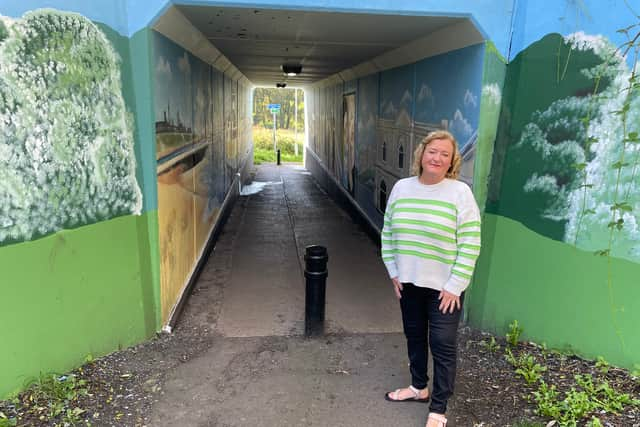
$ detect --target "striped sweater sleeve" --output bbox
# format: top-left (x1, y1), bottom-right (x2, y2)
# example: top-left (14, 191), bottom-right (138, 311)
top-left (443, 187), bottom-right (481, 296)
top-left (381, 183), bottom-right (399, 279)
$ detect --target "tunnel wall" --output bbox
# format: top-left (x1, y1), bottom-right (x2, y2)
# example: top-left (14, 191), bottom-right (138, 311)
top-left (0, 8), bottom-right (159, 398)
top-left (466, 1), bottom-right (640, 368)
top-left (306, 43), bottom-right (486, 230)
top-left (0, 5), bottom-right (253, 398)
top-left (153, 31), bottom-right (253, 324)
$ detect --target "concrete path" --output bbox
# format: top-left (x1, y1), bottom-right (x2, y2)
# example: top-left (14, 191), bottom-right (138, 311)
top-left (219, 164), bottom-right (402, 337)
top-left (148, 164), bottom-right (447, 427)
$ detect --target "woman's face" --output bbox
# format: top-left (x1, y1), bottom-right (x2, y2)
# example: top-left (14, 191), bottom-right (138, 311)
top-left (421, 138), bottom-right (453, 182)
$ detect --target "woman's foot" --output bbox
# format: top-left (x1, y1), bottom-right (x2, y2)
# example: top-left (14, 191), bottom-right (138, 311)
top-left (425, 412), bottom-right (447, 427)
top-left (384, 385), bottom-right (429, 402)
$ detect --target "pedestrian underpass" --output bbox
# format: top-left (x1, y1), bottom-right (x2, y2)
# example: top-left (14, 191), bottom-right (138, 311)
top-left (152, 4), bottom-right (486, 329)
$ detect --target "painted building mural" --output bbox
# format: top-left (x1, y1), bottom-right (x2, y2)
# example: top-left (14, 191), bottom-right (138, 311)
top-left (307, 43), bottom-right (485, 230)
top-left (0, 10), bottom-right (142, 245)
top-left (153, 31), bottom-right (251, 323)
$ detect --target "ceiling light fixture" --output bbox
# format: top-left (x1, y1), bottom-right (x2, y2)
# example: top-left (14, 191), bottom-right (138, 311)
top-left (282, 64), bottom-right (302, 76)
top-left (276, 82), bottom-right (287, 88)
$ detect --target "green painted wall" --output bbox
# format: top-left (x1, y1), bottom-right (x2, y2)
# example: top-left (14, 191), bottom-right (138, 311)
top-left (0, 212), bottom-right (158, 398)
top-left (0, 13), bottom-right (161, 398)
top-left (467, 23), bottom-right (640, 367)
top-left (468, 213), bottom-right (640, 368)
top-left (127, 27), bottom-right (162, 329)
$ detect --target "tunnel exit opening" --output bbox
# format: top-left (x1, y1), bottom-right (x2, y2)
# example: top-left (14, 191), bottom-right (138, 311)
top-left (252, 86), bottom-right (305, 165)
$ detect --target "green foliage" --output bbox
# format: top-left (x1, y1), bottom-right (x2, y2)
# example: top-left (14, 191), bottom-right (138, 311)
top-left (479, 336), bottom-right (501, 353)
top-left (253, 148), bottom-right (302, 165)
top-left (531, 373), bottom-right (640, 426)
top-left (595, 356), bottom-right (610, 374)
top-left (504, 349), bottom-right (547, 385)
top-left (586, 417), bottom-right (603, 427)
top-left (253, 87), bottom-right (305, 130)
top-left (0, 412), bottom-right (17, 427)
top-left (253, 127), bottom-right (303, 164)
top-left (506, 320), bottom-right (523, 347)
top-left (23, 373), bottom-right (89, 425)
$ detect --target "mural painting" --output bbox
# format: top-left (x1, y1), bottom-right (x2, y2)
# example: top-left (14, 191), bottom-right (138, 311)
top-left (342, 93), bottom-right (356, 194)
top-left (154, 33), bottom-right (232, 322)
top-left (355, 73), bottom-right (379, 221)
top-left (375, 63), bottom-right (415, 214)
top-left (488, 32), bottom-right (639, 263)
top-left (154, 31), bottom-right (252, 322)
top-left (415, 44), bottom-right (484, 185)
top-left (373, 45), bottom-right (484, 217)
top-left (473, 41), bottom-right (505, 208)
top-left (308, 45), bottom-right (484, 228)
top-left (0, 10), bottom-right (142, 246)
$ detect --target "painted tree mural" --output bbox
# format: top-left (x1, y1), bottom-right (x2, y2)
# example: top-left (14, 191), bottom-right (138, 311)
top-left (0, 10), bottom-right (142, 245)
top-left (500, 32), bottom-right (639, 262)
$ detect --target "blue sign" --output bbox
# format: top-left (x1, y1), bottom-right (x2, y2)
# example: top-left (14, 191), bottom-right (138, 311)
top-left (267, 103), bottom-right (281, 109)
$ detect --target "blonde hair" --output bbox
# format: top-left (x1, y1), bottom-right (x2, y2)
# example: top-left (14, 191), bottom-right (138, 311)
top-left (411, 130), bottom-right (461, 179)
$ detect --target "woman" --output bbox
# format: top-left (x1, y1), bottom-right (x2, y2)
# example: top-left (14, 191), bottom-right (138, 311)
top-left (381, 130), bottom-right (481, 427)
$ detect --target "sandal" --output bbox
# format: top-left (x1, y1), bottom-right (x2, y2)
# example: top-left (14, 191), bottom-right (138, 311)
top-left (384, 385), bottom-right (429, 403)
top-left (426, 412), bottom-right (447, 427)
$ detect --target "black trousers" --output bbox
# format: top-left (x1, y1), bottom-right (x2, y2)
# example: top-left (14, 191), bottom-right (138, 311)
top-left (399, 283), bottom-right (463, 414)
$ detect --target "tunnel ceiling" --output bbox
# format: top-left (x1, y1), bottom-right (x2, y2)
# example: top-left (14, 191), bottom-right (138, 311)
top-left (175, 5), bottom-right (469, 87)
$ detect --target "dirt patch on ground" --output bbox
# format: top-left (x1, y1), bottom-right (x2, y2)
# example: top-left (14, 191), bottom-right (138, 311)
top-left (2, 323), bottom-right (638, 426)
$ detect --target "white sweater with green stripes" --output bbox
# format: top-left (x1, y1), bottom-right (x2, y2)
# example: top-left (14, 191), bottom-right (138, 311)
top-left (381, 176), bottom-right (481, 296)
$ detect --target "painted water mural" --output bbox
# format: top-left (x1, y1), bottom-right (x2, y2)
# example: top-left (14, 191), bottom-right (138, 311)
top-left (0, 10), bottom-right (141, 245)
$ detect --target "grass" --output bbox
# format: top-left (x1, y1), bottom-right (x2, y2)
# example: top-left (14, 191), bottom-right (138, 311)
top-left (254, 148), bottom-right (302, 164)
top-left (253, 126), bottom-right (303, 164)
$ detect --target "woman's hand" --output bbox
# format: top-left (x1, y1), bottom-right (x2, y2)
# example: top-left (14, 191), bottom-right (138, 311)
top-left (391, 277), bottom-right (403, 299)
top-left (438, 290), bottom-right (460, 313)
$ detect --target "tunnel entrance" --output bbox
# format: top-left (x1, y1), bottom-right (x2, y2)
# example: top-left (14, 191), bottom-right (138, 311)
top-left (150, 4), bottom-right (486, 327)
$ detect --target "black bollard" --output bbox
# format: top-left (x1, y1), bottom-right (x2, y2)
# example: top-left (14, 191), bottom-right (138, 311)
top-left (277, 149), bottom-right (281, 165)
top-left (304, 245), bottom-right (328, 337)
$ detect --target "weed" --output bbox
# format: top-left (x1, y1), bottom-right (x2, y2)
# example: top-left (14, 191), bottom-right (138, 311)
top-left (22, 373), bottom-right (89, 425)
top-left (532, 381), bottom-right (561, 419)
top-left (506, 320), bottom-right (523, 347)
top-left (505, 349), bottom-right (547, 385)
top-left (595, 356), bottom-right (610, 374)
top-left (531, 373), bottom-right (640, 426)
top-left (0, 412), bottom-right (16, 427)
top-left (479, 336), bottom-right (501, 353)
top-left (586, 417), bottom-right (603, 427)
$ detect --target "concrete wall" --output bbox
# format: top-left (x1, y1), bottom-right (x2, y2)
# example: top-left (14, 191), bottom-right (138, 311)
top-left (467, 1), bottom-right (640, 368)
top-left (153, 30), bottom-right (253, 324)
top-left (0, 3), bottom-right (252, 397)
top-left (0, 8), bottom-right (159, 398)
